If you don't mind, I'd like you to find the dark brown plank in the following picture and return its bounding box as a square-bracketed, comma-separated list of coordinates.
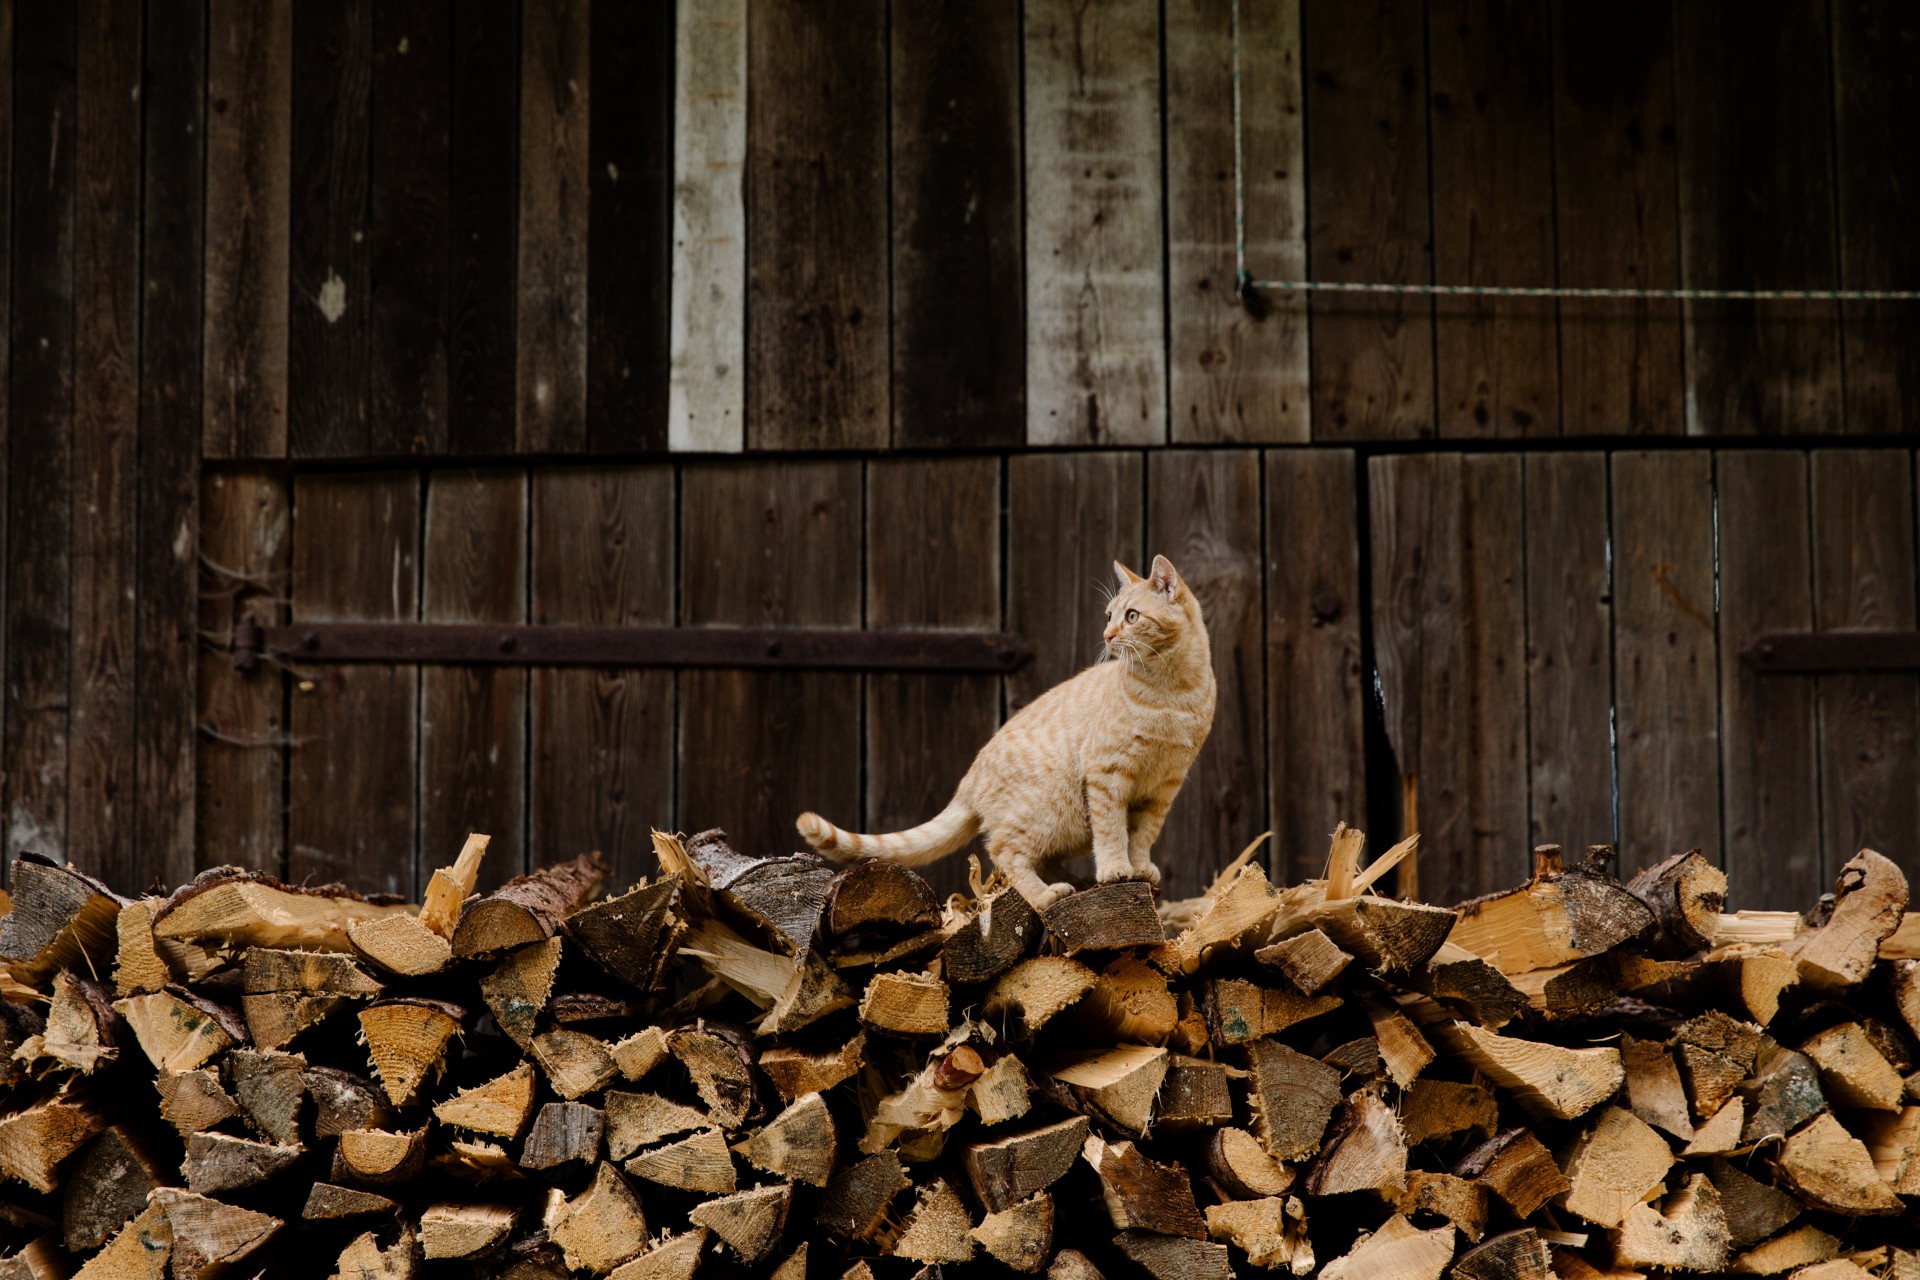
[746, 0, 888, 450]
[287, 473, 420, 894]
[5, 2, 76, 864]
[866, 458, 1001, 897]
[1369, 454, 1528, 903]
[1811, 452, 1918, 879]
[1610, 452, 1721, 872]
[1265, 450, 1367, 885]
[679, 461, 863, 859]
[531, 466, 676, 886]
[203, 0, 291, 460]
[1523, 453, 1613, 850]
[421, 471, 528, 889]
[198, 471, 289, 877]
[448, 0, 518, 455]
[888, 0, 1023, 449]
[1428, 0, 1558, 438]
[586, 0, 671, 452]
[1831, 3, 1920, 434]
[1717, 451, 1819, 907]
[369, 0, 450, 455]
[138, 0, 207, 887]
[0, 0, 11, 877]
[1146, 452, 1265, 899]
[517, 0, 589, 452]
[1674, 1, 1843, 434]
[289, 0, 373, 457]
[1550, 0, 1683, 435]
[1305, 0, 1433, 441]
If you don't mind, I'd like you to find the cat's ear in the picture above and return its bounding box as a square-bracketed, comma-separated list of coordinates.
[1148, 554, 1183, 599]
[1112, 560, 1143, 589]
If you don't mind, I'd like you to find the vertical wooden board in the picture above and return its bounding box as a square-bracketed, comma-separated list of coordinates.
[1831, 4, 1920, 433]
[139, 0, 208, 886]
[1610, 452, 1721, 871]
[746, 0, 888, 451]
[287, 473, 420, 895]
[1716, 451, 1819, 907]
[0, 0, 11, 872]
[1550, 0, 1683, 435]
[198, 472, 289, 876]
[1811, 453, 1919, 879]
[1369, 454, 1528, 903]
[668, 0, 745, 453]
[5, 1, 76, 864]
[421, 472, 529, 889]
[531, 467, 675, 887]
[865, 458, 1001, 897]
[448, 0, 518, 455]
[679, 461, 863, 860]
[1146, 452, 1265, 897]
[1006, 453, 1146, 712]
[586, 0, 673, 452]
[1305, 0, 1434, 441]
[517, 0, 590, 453]
[203, 0, 291, 460]
[289, 0, 373, 457]
[368, 0, 451, 455]
[1674, 1, 1843, 434]
[1265, 450, 1366, 885]
[1522, 453, 1614, 850]
[1024, 0, 1166, 446]
[889, 0, 1024, 450]
[1428, 0, 1559, 438]
[1166, 0, 1308, 443]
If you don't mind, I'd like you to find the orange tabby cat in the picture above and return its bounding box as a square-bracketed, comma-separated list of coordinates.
[797, 555, 1215, 909]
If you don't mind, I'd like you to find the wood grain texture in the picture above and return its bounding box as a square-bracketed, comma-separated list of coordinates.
[289, 0, 373, 457]
[1428, 0, 1558, 438]
[1166, 0, 1308, 443]
[1550, 0, 1683, 435]
[679, 461, 862, 860]
[203, 0, 291, 460]
[369, 0, 451, 455]
[866, 459, 1001, 896]
[586, 0, 672, 452]
[1265, 450, 1366, 885]
[1674, 1, 1842, 434]
[1716, 451, 1819, 905]
[1810, 452, 1918, 879]
[517, 0, 590, 452]
[1369, 454, 1528, 904]
[746, 0, 888, 450]
[668, 0, 745, 453]
[198, 472, 289, 877]
[1523, 453, 1614, 850]
[889, 0, 1024, 449]
[447, 0, 518, 456]
[1305, 0, 1434, 441]
[287, 473, 420, 894]
[1024, 0, 1166, 446]
[1610, 452, 1720, 871]
[531, 466, 675, 886]
[421, 471, 528, 890]
[0, 0, 11, 879]
[1147, 451, 1265, 897]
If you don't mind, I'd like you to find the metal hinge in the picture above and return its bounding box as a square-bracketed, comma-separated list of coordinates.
[1743, 631, 1920, 673]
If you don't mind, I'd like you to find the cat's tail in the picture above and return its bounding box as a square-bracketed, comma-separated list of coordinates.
[795, 799, 979, 868]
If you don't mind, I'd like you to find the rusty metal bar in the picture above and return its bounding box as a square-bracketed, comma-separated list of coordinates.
[1742, 631, 1920, 674]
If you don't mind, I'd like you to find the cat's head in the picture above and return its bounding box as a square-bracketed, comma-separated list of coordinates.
[1104, 555, 1202, 668]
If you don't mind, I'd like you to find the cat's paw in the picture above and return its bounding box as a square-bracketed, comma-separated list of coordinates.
[1134, 861, 1162, 888]
[1033, 882, 1077, 911]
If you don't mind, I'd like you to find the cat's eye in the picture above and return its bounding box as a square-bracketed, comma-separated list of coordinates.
[1124, 609, 1139, 623]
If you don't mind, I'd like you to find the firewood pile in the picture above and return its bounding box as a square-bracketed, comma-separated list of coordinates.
[3, 822, 1920, 1280]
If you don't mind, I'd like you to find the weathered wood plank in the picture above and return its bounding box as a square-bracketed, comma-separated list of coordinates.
[1550, 0, 1683, 435]
[1428, 0, 1558, 437]
[889, 0, 1024, 449]
[746, 0, 888, 450]
[203, 0, 291, 460]
[668, 0, 745, 452]
[1024, 0, 1165, 445]
[531, 466, 676, 887]
[1611, 452, 1720, 870]
[448, 0, 518, 456]
[1166, 0, 1307, 443]
[0, 0, 11, 879]
[517, 0, 590, 452]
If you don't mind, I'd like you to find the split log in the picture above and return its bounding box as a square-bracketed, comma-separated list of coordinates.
[1292, 893, 1456, 976]
[984, 957, 1096, 1036]
[303, 1183, 398, 1221]
[1173, 862, 1284, 973]
[435, 1062, 538, 1139]
[609, 1229, 707, 1280]
[1154, 1055, 1234, 1130]
[0, 1088, 108, 1192]
[1361, 995, 1435, 1086]
[17, 971, 120, 1074]
[1203, 976, 1341, 1045]
[860, 970, 949, 1037]
[1256, 926, 1351, 993]
[687, 1184, 792, 1264]
[1455, 1129, 1570, 1218]
[451, 852, 607, 959]
[610, 1026, 670, 1082]
[1449, 867, 1653, 974]
[972, 1193, 1052, 1273]
[151, 1187, 281, 1280]
[113, 901, 175, 996]
[1621, 1034, 1694, 1140]
[346, 914, 452, 977]
[968, 1052, 1032, 1125]
[74, 1202, 170, 1280]
[1773, 1112, 1902, 1214]
[734, 1091, 836, 1186]
[185, 1132, 302, 1194]
[419, 831, 490, 937]
[1306, 1089, 1408, 1196]
[230, 1048, 306, 1145]
[241, 948, 382, 1048]
[566, 878, 685, 990]
[1045, 1044, 1167, 1135]
[1318, 1213, 1453, 1280]
[62, 1125, 166, 1253]
[668, 1024, 759, 1127]
[1790, 849, 1908, 989]
[1861, 1106, 1920, 1194]
[1558, 1106, 1674, 1228]
[1609, 1173, 1729, 1271]
[1706, 1155, 1805, 1250]
[478, 936, 563, 1049]
[152, 869, 408, 953]
[1627, 848, 1727, 954]
[1205, 1127, 1294, 1198]
[358, 998, 464, 1105]
[0, 854, 123, 980]
[1733, 1224, 1840, 1276]
[1112, 1232, 1233, 1280]
[520, 1101, 604, 1171]
[156, 1068, 238, 1136]
[1411, 942, 1526, 1030]
[1683, 1097, 1746, 1154]
[1802, 1022, 1904, 1111]
[420, 1203, 516, 1261]
[891, 1178, 975, 1265]
[1205, 1195, 1313, 1272]
[942, 863, 1042, 985]
[335, 1127, 427, 1185]
[1071, 955, 1178, 1042]
[606, 1091, 712, 1161]
[626, 1126, 736, 1193]
[1674, 1009, 1762, 1118]
[1415, 1016, 1623, 1120]
[1043, 881, 1163, 953]
[531, 1029, 619, 1100]
[1452, 1230, 1553, 1280]
[826, 860, 939, 937]
[1047, 1250, 1103, 1280]
[758, 1030, 865, 1101]
[304, 1065, 394, 1138]
[1397, 1171, 1488, 1243]
[1739, 1042, 1826, 1144]
[547, 1162, 649, 1273]
[1245, 1037, 1343, 1160]
[963, 1115, 1089, 1214]
[113, 989, 238, 1073]
[1398, 1078, 1498, 1145]
[1082, 1133, 1205, 1238]
[818, 1150, 910, 1240]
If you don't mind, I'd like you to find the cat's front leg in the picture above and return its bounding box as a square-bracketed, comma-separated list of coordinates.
[1086, 772, 1134, 883]
[1126, 784, 1178, 885]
